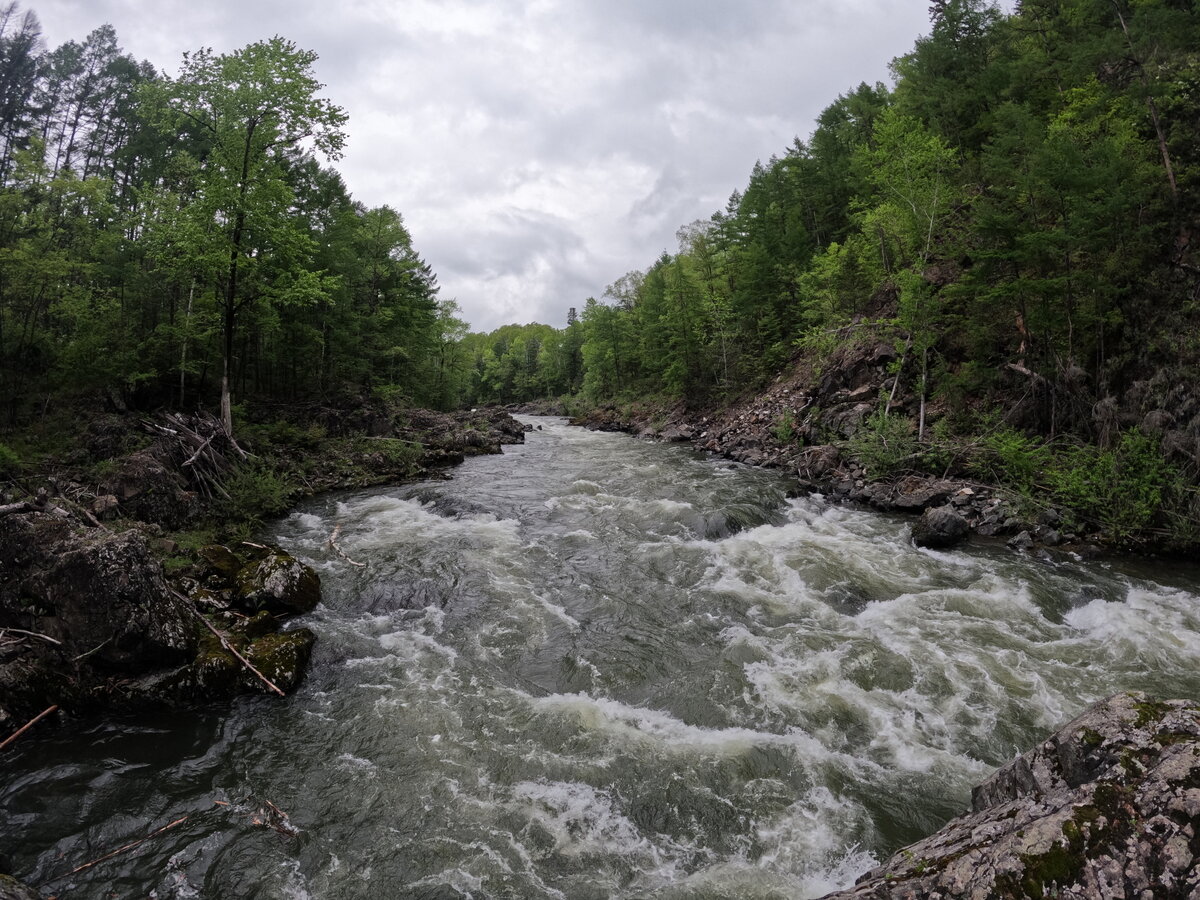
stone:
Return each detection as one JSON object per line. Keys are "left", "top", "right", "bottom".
{"left": 819, "top": 693, "right": 1200, "bottom": 900}
{"left": 0, "top": 874, "right": 42, "bottom": 900}
{"left": 99, "top": 450, "right": 199, "bottom": 529}
{"left": 0, "top": 513, "right": 196, "bottom": 721}
{"left": 912, "top": 505, "right": 970, "bottom": 549}
{"left": 889, "top": 476, "right": 956, "bottom": 511}
{"left": 198, "top": 544, "right": 244, "bottom": 582}
{"left": 91, "top": 494, "right": 120, "bottom": 518}
{"left": 235, "top": 550, "right": 321, "bottom": 616}
{"left": 1008, "top": 530, "right": 1035, "bottom": 551}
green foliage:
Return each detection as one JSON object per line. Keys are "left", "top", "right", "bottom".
{"left": 846, "top": 410, "right": 917, "bottom": 477}
{"left": 1045, "top": 430, "right": 1175, "bottom": 541}
{"left": 219, "top": 462, "right": 294, "bottom": 524}
{"left": 772, "top": 410, "right": 797, "bottom": 444}
{"left": 971, "top": 427, "right": 1053, "bottom": 495}
{"left": 0, "top": 442, "right": 21, "bottom": 478}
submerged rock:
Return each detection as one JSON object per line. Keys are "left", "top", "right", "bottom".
{"left": 820, "top": 692, "right": 1200, "bottom": 899}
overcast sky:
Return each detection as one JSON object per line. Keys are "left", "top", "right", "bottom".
{"left": 38, "top": 0, "right": 962, "bottom": 333}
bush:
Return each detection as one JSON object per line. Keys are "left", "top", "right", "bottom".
{"left": 220, "top": 462, "right": 294, "bottom": 524}
{"left": 1046, "top": 430, "right": 1175, "bottom": 541}
{"left": 772, "top": 410, "right": 797, "bottom": 444}
{"left": 971, "top": 427, "right": 1052, "bottom": 495}
{"left": 846, "top": 410, "right": 916, "bottom": 477}
{"left": 0, "top": 442, "right": 21, "bottom": 479}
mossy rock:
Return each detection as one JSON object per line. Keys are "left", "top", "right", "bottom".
{"left": 198, "top": 544, "right": 243, "bottom": 582}
{"left": 234, "top": 550, "right": 320, "bottom": 616}
{"left": 245, "top": 629, "right": 315, "bottom": 694}
{"left": 0, "top": 873, "right": 43, "bottom": 900}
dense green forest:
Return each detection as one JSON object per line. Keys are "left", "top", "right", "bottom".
{"left": 0, "top": 3, "right": 469, "bottom": 431}
{"left": 519, "top": 0, "right": 1200, "bottom": 417}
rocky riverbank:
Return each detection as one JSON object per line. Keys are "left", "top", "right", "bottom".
{"left": 566, "top": 336, "right": 1196, "bottom": 559}
{"left": 0, "top": 404, "right": 528, "bottom": 736}
{"left": 820, "top": 691, "right": 1200, "bottom": 899}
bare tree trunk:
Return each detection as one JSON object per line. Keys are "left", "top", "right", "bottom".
{"left": 179, "top": 278, "right": 195, "bottom": 408}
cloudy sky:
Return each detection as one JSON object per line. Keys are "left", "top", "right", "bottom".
{"left": 38, "top": 0, "right": 956, "bottom": 333}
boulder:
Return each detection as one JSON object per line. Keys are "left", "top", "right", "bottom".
{"left": 0, "top": 513, "right": 196, "bottom": 721}
{"left": 99, "top": 450, "right": 199, "bottom": 528}
{"left": 912, "top": 505, "right": 969, "bottom": 549}
{"left": 889, "top": 476, "right": 956, "bottom": 511}
{"left": 235, "top": 549, "right": 321, "bottom": 616}
{"left": 820, "top": 692, "right": 1200, "bottom": 900}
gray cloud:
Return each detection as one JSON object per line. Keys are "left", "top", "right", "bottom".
{"left": 34, "top": 0, "right": 976, "bottom": 332}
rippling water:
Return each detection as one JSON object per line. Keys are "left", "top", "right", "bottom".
{"left": 5, "top": 417, "right": 1200, "bottom": 898}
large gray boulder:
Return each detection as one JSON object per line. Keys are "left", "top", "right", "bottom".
{"left": 821, "top": 692, "right": 1200, "bottom": 899}
{"left": 911, "top": 504, "right": 970, "bottom": 549}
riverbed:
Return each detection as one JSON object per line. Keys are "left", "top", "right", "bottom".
{"left": 5, "top": 416, "right": 1200, "bottom": 898}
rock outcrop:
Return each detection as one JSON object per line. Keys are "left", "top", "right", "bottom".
{"left": 820, "top": 692, "right": 1200, "bottom": 899}
{"left": 0, "top": 512, "right": 319, "bottom": 729}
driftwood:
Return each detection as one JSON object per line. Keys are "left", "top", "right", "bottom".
{"left": 327, "top": 523, "right": 365, "bottom": 568}
{"left": 173, "top": 590, "right": 286, "bottom": 697}
{"left": 0, "top": 704, "right": 58, "bottom": 752}
{"left": 0, "top": 627, "right": 62, "bottom": 646}
{"left": 143, "top": 411, "right": 249, "bottom": 501}
{"left": 60, "top": 814, "right": 191, "bottom": 878}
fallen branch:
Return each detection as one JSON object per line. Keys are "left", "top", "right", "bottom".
{"left": 0, "top": 704, "right": 58, "bottom": 752}
{"left": 174, "top": 590, "right": 285, "bottom": 697}
{"left": 327, "top": 523, "right": 366, "bottom": 568}
{"left": 0, "top": 627, "right": 62, "bottom": 646}
{"left": 61, "top": 815, "right": 190, "bottom": 878}
{"left": 72, "top": 635, "right": 114, "bottom": 663}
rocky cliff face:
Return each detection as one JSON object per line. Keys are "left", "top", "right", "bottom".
{"left": 820, "top": 692, "right": 1200, "bottom": 899}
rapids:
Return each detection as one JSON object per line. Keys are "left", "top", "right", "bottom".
{"left": 4, "top": 416, "right": 1200, "bottom": 898}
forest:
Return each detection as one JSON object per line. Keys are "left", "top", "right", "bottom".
{"left": 0, "top": 0, "right": 1197, "bottom": 543}
{"left": 0, "top": 3, "right": 467, "bottom": 435}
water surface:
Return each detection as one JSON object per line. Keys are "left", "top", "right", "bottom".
{"left": 4, "top": 417, "right": 1200, "bottom": 898}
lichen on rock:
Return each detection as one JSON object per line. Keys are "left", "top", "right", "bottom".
{"left": 819, "top": 692, "right": 1200, "bottom": 899}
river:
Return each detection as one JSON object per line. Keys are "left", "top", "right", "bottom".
{"left": 5, "top": 416, "right": 1200, "bottom": 898}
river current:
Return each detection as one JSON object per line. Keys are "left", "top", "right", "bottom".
{"left": 5, "top": 417, "right": 1200, "bottom": 898}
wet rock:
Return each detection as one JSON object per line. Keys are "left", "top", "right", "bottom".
{"left": 185, "top": 626, "right": 315, "bottom": 698}
{"left": 235, "top": 549, "right": 321, "bottom": 616}
{"left": 912, "top": 505, "right": 969, "bottom": 549}
{"left": 1008, "top": 530, "right": 1035, "bottom": 551}
{"left": 0, "top": 874, "right": 42, "bottom": 900}
{"left": 0, "top": 513, "right": 196, "bottom": 722}
{"left": 820, "top": 693, "right": 1200, "bottom": 900}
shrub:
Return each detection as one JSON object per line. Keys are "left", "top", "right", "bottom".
{"left": 1046, "top": 429, "right": 1174, "bottom": 541}
{"left": 846, "top": 410, "right": 916, "bottom": 477}
{"left": 0, "top": 443, "right": 22, "bottom": 479}
{"left": 772, "top": 410, "right": 797, "bottom": 444}
{"left": 220, "top": 462, "right": 294, "bottom": 524}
